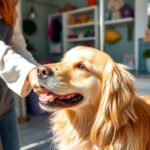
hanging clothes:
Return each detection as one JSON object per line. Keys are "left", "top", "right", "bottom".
{"left": 48, "top": 18, "right": 62, "bottom": 43}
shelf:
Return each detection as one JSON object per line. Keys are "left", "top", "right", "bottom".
{"left": 68, "top": 22, "right": 95, "bottom": 28}
{"left": 63, "top": 5, "right": 99, "bottom": 50}
{"left": 67, "top": 37, "right": 95, "bottom": 42}
{"left": 105, "top": 17, "right": 134, "bottom": 26}
{"left": 66, "top": 6, "right": 97, "bottom": 15}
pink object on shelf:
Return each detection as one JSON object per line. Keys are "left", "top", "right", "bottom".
{"left": 68, "top": 35, "right": 78, "bottom": 39}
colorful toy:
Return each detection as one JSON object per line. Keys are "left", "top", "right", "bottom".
{"left": 121, "top": 4, "right": 134, "bottom": 18}
{"left": 80, "top": 15, "right": 89, "bottom": 23}
{"left": 105, "top": 29, "right": 121, "bottom": 43}
{"left": 107, "top": 0, "right": 124, "bottom": 20}
{"left": 69, "top": 15, "right": 79, "bottom": 24}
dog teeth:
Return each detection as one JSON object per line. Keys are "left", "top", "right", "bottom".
{"left": 48, "top": 96, "right": 54, "bottom": 102}
{"left": 66, "top": 94, "right": 75, "bottom": 99}
{"left": 58, "top": 94, "right": 75, "bottom": 100}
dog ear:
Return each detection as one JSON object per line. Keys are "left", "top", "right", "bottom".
{"left": 90, "top": 62, "right": 137, "bottom": 146}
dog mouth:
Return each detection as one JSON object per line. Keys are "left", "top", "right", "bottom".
{"left": 39, "top": 91, "right": 83, "bottom": 108}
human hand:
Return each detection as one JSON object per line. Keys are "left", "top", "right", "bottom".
{"left": 28, "top": 67, "right": 49, "bottom": 95}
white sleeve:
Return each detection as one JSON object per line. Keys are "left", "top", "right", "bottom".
{"left": 0, "top": 41, "right": 36, "bottom": 97}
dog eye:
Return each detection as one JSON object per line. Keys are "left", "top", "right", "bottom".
{"left": 76, "top": 63, "right": 87, "bottom": 70}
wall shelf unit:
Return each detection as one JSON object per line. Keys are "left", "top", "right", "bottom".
{"left": 63, "top": 6, "right": 99, "bottom": 53}
{"left": 99, "top": 0, "right": 136, "bottom": 69}
{"left": 99, "top": 0, "right": 147, "bottom": 71}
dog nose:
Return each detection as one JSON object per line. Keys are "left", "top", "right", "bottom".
{"left": 37, "top": 66, "right": 53, "bottom": 78}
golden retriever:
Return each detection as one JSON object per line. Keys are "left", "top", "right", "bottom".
{"left": 36, "top": 46, "right": 150, "bottom": 150}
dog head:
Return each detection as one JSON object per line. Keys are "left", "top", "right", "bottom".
{"left": 36, "top": 46, "right": 139, "bottom": 148}
{"left": 37, "top": 46, "right": 112, "bottom": 111}
{"left": 37, "top": 46, "right": 135, "bottom": 115}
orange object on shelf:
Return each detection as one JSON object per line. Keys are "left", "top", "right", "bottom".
{"left": 80, "top": 15, "right": 89, "bottom": 23}
{"left": 69, "top": 15, "right": 79, "bottom": 24}
{"left": 87, "top": 0, "right": 96, "bottom": 6}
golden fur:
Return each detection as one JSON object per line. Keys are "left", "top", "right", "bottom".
{"left": 37, "top": 46, "right": 150, "bottom": 150}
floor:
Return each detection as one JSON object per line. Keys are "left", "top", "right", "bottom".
{"left": 19, "top": 114, "right": 55, "bottom": 150}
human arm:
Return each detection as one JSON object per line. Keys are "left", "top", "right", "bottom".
{"left": 0, "top": 41, "right": 37, "bottom": 97}
{"left": 0, "top": 3, "right": 48, "bottom": 96}
{"left": 1, "top": 3, "right": 42, "bottom": 96}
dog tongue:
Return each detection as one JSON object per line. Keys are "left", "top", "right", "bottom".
{"left": 39, "top": 93, "right": 56, "bottom": 103}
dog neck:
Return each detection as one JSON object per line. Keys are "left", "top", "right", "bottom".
{"left": 67, "top": 106, "right": 97, "bottom": 135}
{"left": 51, "top": 105, "right": 97, "bottom": 149}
